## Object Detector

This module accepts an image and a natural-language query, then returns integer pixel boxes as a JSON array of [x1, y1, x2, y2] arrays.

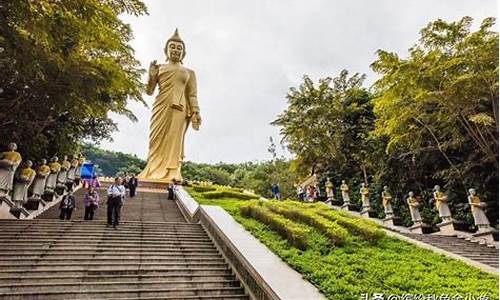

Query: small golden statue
[[360, 183, 370, 213], [139, 29, 201, 183], [340, 180, 350, 206], [433, 185, 451, 223], [45, 156, 61, 194], [30, 159, 51, 198], [57, 155, 71, 188], [406, 191, 422, 226], [75, 153, 85, 183], [12, 160, 36, 207], [468, 188, 491, 233], [381, 186, 393, 218], [0, 142, 22, 199], [325, 177, 334, 203]]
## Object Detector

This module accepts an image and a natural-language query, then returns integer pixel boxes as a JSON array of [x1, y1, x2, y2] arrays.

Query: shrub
[[240, 202, 309, 250], [192, 185, 217, 193], [315, 209, 385, 242], [266, 201, 348, 246], [202, 190, 259, 200]]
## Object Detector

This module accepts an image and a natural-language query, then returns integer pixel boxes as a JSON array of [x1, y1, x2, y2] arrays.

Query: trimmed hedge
[[202, 190, 259, 200], [314, 208, 384, 242], [192, 185, 217, 193], [266, 202, 348, 246], [240, 202, 309, 250]]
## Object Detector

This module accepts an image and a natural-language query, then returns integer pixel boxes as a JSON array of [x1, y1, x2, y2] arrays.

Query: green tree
[[0, 0, 147, 160], [371, 16, 499, 225]]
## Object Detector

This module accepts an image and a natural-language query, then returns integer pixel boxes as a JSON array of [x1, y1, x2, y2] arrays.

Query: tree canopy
[[273, 17, 499, 228], [0, 0, 147, 160]]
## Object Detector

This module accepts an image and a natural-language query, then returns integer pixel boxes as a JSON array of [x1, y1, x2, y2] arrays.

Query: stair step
[[0, 274, 236, 284], [0, 257, 226, 265], [0, 279, 241, 293], [0, 286, 246, 300], [0, 267, 233, 277]]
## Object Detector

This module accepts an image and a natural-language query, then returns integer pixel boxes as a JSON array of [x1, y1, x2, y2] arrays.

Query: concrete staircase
[[399, 232, 499, 269], [0, 190, 249, 300]]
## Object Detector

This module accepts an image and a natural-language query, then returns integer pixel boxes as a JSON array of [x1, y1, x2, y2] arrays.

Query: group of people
[[296, 184, 318, 202], [59, 175, 139, 229]]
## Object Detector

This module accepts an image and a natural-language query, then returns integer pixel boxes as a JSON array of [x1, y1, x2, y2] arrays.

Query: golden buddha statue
[[359, 183, 370, 212], [340, 180, 350, 204], [433, 185, 451, 223], [57, 155, 71, 187], [138, 29, 201, 183], [406, 191, 422, 225], [325, 177, 334, 202], [75, 153, 85, 182], [0, 142, 22, 198]]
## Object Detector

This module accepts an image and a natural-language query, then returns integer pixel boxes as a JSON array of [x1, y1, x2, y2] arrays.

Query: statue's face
[[409, 191, 414, 197], [7, 143, 16, 151], [25, 160, 32, 167], [167, 41, 184, 62], [41, 159, 47, 165]]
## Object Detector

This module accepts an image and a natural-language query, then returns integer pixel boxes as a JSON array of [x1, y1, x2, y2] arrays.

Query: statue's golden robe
[[139, 64, 199, 183]]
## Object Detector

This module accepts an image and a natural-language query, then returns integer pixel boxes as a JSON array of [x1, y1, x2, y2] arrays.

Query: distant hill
[[82, 144, 146, 177]]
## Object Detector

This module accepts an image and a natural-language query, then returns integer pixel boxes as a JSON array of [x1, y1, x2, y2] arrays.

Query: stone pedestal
[[409, 223, 423, 234], [436, 220, 455, 236], [473, 228, 495, 242], [24, 197, 42, 210], [341, 203, 350, 211], [55, 185, 66, 196], [10, 206, 29, 219], [42, 192, 55, 202], [360, 208, 371, 218], [383, 217, 394, 226]]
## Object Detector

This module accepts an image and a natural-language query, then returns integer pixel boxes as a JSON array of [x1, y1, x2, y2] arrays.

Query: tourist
[[84, 186, 100, 220], [59, 190, 76, 220], [107, 177, 125, 229], [272, 183, 281, 200], [128, 174, 138, 198], [307, 185, 317, 202]]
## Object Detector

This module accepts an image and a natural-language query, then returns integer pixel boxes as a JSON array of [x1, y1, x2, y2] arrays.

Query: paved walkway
[[38, 189, 186, 223]]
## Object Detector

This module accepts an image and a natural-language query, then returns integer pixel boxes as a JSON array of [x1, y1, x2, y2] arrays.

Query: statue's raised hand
[[148, 60, 159, 77]]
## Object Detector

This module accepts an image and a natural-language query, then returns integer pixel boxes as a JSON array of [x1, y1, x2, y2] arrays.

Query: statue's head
[[468, 188, 476, 196], [361, 183, 365, 187], [164, 28, 186, 63], [409, 191, 414, 197], [41, 159, 47, 165], [7, 142, 17, 151], [434, 185, 440, 191], [383, 185, 389, 191], [342, 180, 346, 184], [25, 160, 33, 168], [52, 156, 58, 162], [63, 155, 68, 160]]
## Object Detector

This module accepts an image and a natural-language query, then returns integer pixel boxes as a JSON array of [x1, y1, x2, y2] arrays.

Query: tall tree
[[0, 0, 147, 160]]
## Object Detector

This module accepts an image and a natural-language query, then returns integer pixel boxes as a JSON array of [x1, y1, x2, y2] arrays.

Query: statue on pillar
[[30, 159, 51, 199], [468, 189, 493, 236], [340, 180, 350, 210], [45, 156, 61, 196], [325, 177, 334, 204], [138, 28, 201, 184], [56, 155, 71, 193], [12, 160, 36, 207], [433, 185, 455, 235], [66, 154, 79, 191], [406, 191, 423, 233], [359, 183, 371, 216], [74, 153, 85, 185], [381, 186, 394, 225], [0, 142, 22, 199], [433, 185, 452, 223]]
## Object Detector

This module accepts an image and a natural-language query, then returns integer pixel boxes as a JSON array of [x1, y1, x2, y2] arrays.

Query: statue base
[[10, 206, 29, 219], [473, 228, 495, 242], [409, 223, 423, 234], [360, 209, 371, 218], [24, 197, 43, 210], [383, 217, 394, 226], [341, 203, 350, 211], [55, 185, 66, 196], [137, 180, 170, 190], [436, 220, 455, 236], [42, 192, 56, 202]]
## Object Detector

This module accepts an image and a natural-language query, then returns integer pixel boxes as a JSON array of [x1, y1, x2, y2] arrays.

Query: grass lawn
[[187, 186, 499, 300]]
